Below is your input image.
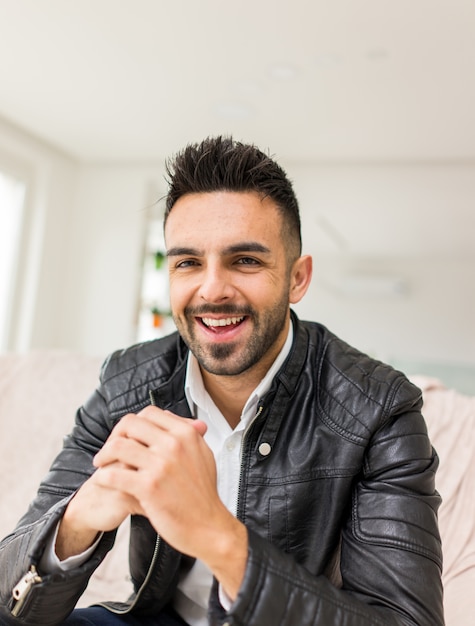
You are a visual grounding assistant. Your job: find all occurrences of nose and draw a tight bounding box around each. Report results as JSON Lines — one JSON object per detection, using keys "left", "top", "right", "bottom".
{"left": 198, "top": 263, "right": 235, "bottom": 303}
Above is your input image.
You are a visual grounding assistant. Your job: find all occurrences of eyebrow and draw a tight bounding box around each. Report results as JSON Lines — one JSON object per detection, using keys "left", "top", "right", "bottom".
{"left": 166, "top": 241, "right": 271, "bottom": 257}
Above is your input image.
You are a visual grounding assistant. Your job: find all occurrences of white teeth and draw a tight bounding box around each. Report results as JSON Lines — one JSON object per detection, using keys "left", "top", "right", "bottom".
{"left": 202, "top": 316, "right": 244, "bottom": 327}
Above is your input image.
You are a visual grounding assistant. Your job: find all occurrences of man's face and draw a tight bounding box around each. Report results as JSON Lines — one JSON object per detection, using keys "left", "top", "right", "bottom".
{"left": 164, "top": 191, "right": 294, "bottom": 377}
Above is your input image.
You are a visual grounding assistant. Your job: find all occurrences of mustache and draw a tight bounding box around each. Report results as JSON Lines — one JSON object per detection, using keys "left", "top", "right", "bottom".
{"left": 185, "top": 304, "right": 254, "bottom": 317}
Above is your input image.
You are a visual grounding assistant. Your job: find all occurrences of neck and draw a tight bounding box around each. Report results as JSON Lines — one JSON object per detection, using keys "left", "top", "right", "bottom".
{"left": 200, "top": 373, "right": 254, "bottom": 429}
{"left": 200, "top": 328, "right": 289, "bottom": 429}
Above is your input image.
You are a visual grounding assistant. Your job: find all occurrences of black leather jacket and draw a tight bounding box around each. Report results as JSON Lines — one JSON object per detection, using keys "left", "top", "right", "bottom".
{"left": 0, "top": 317, "right": 444, "bottom": 626}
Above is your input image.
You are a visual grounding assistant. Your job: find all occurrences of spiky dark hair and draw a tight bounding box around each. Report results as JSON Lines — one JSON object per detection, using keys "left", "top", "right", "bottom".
{"left": 164, "top": 136, "right": 302, "bottom": 259}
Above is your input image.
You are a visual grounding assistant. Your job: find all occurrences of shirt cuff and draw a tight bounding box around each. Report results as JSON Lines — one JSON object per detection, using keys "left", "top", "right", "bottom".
{"left": 39, "top": 519, "right": 103, "bottom": 573}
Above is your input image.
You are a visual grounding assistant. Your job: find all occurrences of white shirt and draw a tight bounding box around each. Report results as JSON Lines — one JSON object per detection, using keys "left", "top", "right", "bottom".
{"left": 41, "top": 325, "right": 293, "bottom": 626}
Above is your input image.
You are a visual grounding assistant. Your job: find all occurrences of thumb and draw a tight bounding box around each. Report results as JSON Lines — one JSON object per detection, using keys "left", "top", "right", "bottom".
{"left": 190, "top": 419, "right": 207, "bottom": 437}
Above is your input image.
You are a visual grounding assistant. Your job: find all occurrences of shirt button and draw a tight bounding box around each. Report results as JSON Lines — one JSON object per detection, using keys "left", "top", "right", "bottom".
{"left": 226, "top": 441, "right": 235, "bottom": 451}
{"left": 258, "top": 442, "right": 272, "bottom": 456}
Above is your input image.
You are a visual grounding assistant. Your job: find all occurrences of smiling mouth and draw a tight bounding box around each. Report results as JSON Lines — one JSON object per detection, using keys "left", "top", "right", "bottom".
{"left": 200, "top": 316, "right": 246, "bottom": 329}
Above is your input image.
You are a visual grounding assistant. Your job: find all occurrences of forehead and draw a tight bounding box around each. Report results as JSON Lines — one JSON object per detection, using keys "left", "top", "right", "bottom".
{"left": 164, "top": 191, "right": 283, "bottom": 246}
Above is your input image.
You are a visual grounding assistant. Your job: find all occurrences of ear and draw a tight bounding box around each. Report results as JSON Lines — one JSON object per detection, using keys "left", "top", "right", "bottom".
{"left": 289, "top": 255, "right": 313, "bottom": 304}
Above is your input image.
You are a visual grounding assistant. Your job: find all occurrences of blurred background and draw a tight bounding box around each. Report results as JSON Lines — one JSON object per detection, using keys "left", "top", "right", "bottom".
{"left": 0, "top": 0, "right": 474, "bottom": 393}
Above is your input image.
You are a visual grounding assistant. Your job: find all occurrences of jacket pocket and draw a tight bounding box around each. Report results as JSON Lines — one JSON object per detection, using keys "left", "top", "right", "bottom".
{"left": 268, "top": 494, "right": 290, "bottom": 552}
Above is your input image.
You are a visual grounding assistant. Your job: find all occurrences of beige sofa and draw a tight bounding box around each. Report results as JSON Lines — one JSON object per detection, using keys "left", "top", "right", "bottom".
{"left": 0, "top": 351, "right": 133, "bottom": 607}
{"left": 1, "top": 351, "right": 474, "bottom": 623}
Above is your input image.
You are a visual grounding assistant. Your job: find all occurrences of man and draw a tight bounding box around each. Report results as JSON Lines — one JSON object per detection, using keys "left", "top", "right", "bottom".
{"left": 0, "top": 137, "right": 444, "bottom": 626}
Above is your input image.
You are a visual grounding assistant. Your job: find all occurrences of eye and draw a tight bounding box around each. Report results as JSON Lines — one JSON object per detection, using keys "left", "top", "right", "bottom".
{"left": 175, "top": 258, "right": 200, "bottom": 269}
{"left": 235, "top": 256, "right": 260, "bottom": 266}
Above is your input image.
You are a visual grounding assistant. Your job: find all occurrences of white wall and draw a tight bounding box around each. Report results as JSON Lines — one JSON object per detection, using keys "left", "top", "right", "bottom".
{"left": 287, "top": 161, "right": 475, "bottom": 370}
{"left": 58, "top": 163, "right": 165, "bottom": 356}
{"left": 294, "top": 256, "right": 475, "bottom": 365}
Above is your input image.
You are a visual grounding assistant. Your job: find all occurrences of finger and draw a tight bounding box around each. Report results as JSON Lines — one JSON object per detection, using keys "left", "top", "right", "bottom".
{"left": 138, "top": 406, "right": 208, "bottom": 438}
{"left": 122, "top": 411, "right": 205, "bottom": 453}
{"left": 189, "top": 419, "right": 207, "bottom": 437}
{"left": 93, "top": 462, "right": 158, "bottom": 506}
{"left": 137, "top": 405, "right": 182, "bottom": 428}
{"left": 89, "top": 466, "right": 145, "bottom": 517}
{"left": 109, "top": 412, "right": 166, "bottom": 447}
{"left": 94, "top": 434, "right": 151, "bottom": 469}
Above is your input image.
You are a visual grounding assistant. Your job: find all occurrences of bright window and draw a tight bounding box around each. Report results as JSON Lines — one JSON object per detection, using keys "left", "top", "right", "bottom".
{"left": 0, "top": 170, "right": 26, "bottom": 350}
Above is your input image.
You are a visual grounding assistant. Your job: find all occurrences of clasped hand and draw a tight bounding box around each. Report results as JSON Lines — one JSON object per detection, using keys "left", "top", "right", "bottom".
{"left": 93, "top": 406, "right": 222, "bottom": 557}
{"left": 58, "top": 406, "right": 248, "bottom": 599}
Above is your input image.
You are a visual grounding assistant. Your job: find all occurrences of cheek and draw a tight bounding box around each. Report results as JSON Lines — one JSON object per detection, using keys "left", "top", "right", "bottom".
{"left": 168, "top": 278, "right": 189, "bottom": 313}
{"left": 245, "top": 273, "right": 290, "bottom": 302}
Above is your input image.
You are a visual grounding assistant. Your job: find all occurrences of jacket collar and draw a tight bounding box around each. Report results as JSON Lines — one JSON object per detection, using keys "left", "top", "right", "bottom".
{"left": 149, "top": 335, "right": 193, "bottom": 418}
{"left": 252, "top": 310, "right": 310, "bottom": 458}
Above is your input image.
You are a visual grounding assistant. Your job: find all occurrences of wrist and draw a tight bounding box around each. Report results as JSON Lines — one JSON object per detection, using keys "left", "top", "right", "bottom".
{"left": 203, "top": 519, "right": 248, "bottom": 601}
{"left": 55, "top": 499, "right": 100, "bottom": 560}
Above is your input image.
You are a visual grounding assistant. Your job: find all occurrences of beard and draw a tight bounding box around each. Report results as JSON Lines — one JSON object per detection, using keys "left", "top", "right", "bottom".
{"left": 173, "top": 295, "right": 290, "bottom": 376}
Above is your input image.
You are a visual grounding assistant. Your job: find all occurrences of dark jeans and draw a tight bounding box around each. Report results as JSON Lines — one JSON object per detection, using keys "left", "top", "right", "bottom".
{"left": 61, "top": 606, "right": 189, "bottom": 625}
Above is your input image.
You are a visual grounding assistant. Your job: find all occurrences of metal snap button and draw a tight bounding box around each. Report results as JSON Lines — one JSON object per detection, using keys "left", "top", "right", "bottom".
{"left": 258, "top": 442, "right": 272, "bottom": 456}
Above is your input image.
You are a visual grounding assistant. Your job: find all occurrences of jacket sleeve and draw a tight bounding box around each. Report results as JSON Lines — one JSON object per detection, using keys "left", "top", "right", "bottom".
{"left": 0, "top": 365, "right": 118, "bottom": 626}
{"left": 218, "top": 378, "right": 444, "bottom": 626}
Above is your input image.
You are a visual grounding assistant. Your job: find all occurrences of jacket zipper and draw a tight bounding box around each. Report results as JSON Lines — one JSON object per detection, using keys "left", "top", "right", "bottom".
{"left": 97, "top": 533, "right": 161, "bottom": 614}
{"left": 236, "top": 404, "right": 264, "bottom": 520}
{"left": 11, "top": 565, "right": 42, "bottom": 617}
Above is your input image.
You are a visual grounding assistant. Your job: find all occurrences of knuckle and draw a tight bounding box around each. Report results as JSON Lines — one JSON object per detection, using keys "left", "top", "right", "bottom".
{"left": 108, "top": 436, "right": 124, "bottom": 454}
{"left": 112, "top": 413, "right": 135, "bottom": 436}
{"left": 141, "top": 472, "right": 160, "bottom": 494}
{"left": 169, "top": 436, "right": 183, "bottom": 454}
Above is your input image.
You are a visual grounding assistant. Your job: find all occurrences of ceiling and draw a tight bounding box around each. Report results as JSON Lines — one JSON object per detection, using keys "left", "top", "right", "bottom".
{"left": 0, "top": 1, "right": 474, "bottom": 264}
{"left": 1, "top": 0, "right": 475, "bottom": 163}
